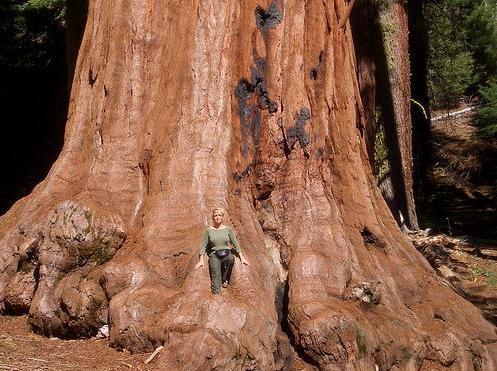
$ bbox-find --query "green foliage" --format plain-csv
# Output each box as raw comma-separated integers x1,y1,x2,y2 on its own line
373,115,390,183
23,0,65,10
0,0,66,71
469,263,497,286
424,0,497,108
477,82,497,138
466,0,497,79
424,0,475,108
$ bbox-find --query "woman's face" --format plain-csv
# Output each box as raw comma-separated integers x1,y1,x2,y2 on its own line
213,212,224,225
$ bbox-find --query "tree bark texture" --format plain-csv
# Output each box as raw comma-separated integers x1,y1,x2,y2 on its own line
352,0,419,231
375,1,419,231
0,1,495,370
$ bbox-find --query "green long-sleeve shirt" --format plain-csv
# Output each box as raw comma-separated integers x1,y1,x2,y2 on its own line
199,226,241,256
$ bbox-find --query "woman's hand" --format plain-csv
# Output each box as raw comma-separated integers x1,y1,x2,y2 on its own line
239,253,250,267
195,257,204,269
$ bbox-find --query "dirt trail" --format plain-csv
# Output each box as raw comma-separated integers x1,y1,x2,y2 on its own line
0,316,155,371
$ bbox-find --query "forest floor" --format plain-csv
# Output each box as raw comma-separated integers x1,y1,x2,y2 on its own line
1,109,496,370
414,108,497,325
419,108,497,240
0,315,156,371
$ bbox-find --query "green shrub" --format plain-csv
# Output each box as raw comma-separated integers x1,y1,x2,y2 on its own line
477,82,497,138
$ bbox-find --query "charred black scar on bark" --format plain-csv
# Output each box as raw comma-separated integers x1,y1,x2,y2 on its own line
232,164,252,182
255,1,283,32
361,227,378,244
309,50,325,80
361,227,387,251
282,108,311,157
234,58,277,157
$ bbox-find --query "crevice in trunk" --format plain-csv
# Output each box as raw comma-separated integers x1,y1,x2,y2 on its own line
276,279,320,369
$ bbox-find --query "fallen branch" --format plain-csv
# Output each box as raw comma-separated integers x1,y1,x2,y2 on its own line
144,345,164,364
26,357,49,363
431,106,479,122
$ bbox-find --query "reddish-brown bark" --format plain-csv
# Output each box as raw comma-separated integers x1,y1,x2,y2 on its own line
0,1,495,370
352,0,419,231
375,1,419,231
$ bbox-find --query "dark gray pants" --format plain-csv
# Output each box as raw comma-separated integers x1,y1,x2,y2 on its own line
209,252,235,294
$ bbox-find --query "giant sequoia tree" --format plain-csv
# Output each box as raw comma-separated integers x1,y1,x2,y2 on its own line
1,0,496,370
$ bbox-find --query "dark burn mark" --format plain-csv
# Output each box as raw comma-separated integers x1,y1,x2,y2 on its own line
361,227,378,244
310,51,325,81
285,108,311,156
251,58,278,113
234,79,256,156
88,67,97,87
255,1,283,32
234,79,255,127
233,165,252,181
234,58,278,157
139,149,152,193
252,109,262,145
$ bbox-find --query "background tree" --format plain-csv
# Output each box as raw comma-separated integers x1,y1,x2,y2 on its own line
1,0,496,369
424,0,497,137
351,0,419,231
0,0,69,213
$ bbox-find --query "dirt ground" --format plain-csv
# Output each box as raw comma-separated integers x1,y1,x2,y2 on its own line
0,315,157,371
414,108,497,324
419,110,497,239
410,232,497,324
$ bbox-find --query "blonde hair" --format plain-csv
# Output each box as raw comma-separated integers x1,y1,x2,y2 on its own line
212,208,225,217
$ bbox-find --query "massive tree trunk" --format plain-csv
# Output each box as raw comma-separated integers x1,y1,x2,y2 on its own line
0,0,495,370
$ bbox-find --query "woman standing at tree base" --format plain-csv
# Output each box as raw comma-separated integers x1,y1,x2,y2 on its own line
195,208,249,294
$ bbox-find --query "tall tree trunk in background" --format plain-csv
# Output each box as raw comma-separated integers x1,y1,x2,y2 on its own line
352,0,419,231
408,0,431,195
375,1,419,231
0,1,495,370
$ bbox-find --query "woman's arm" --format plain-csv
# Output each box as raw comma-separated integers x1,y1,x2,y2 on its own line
195,254,204,269
195,229,209,269
237,251,250,266
228,227,249,266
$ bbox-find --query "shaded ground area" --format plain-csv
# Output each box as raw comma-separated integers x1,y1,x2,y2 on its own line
419,110,497,239
0,307,313,371
414,109,497,325
0,316,156,371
